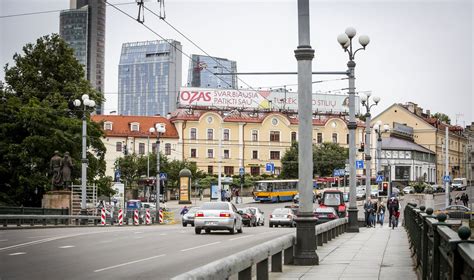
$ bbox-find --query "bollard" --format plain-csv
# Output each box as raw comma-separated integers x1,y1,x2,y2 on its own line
134,210,139,226
159,209,164,224
145,209,151,225
118,209,123,226
100,208,106,226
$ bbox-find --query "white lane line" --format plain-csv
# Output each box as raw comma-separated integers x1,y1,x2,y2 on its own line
59,245,75,249
159,233,167,236
181,241,221,252
9,252,26,256
230,234,254,241
0,239,8,242
94,254,166,273
134,232,143,234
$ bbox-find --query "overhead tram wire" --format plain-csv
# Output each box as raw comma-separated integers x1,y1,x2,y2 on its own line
143,5,256,91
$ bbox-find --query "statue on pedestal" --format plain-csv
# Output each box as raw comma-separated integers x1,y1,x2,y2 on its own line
61,151,74,190
50,151,63,190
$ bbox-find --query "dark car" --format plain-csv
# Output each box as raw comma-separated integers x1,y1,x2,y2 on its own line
320,190,346,218
238,208,257,227
314,207,338,224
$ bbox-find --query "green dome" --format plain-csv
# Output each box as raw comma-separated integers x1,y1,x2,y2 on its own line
179,168,192,177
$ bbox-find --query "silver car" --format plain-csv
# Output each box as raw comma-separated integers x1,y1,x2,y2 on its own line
194,202,243,234
182,207,200,227
269,208,296,227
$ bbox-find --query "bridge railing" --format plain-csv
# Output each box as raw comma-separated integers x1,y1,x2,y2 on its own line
404,203,474,280
172,218,347,280
0,214,101,227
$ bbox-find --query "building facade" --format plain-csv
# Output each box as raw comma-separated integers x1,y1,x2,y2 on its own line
118,40,182,117
372,102,468,185
60,0,106,114
91,115,181,179
187,55,237,89
464,122,474,184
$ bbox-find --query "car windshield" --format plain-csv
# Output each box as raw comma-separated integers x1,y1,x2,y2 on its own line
187,207,200,214
453,180,463,184
246,208,256,215
272,208,290,214
323,193,341,205
201,202,229,210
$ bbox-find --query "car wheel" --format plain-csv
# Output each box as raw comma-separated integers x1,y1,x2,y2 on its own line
261,220,265,226
237,224,243,234
191,223,194,227
205,229,211,234
229,222,236,234
269,224,273,228
182,222,187,227
253,220,257,227
195,228,201,234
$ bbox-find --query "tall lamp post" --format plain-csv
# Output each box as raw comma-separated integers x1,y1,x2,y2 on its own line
149,123,166,223
73,94,96,215
374,121,390,195
360,92,380,201
337,27,370,232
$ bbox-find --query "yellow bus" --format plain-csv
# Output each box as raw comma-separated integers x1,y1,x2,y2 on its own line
253,179,319,203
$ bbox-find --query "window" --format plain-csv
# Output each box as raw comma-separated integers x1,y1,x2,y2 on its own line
224,149,230,159
208,149,214,158
224,166,234,175
250,166,260,176
116,142,122,152
190,128,197,140
291,132,297,142
223,129,230,141
270,131,280,142
208,165,213,174
270,151,280,160
207,129,214,140
130,122,140,131
190,149,197,158
138,143,145,155
104,122,113,130
347,134,350,144
252,150,258,159
332,133,338,143
252,130,258,141
151,143,157,154
165,143,171,155
317,133,323,143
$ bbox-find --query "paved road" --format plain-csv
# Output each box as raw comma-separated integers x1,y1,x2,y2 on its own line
0,201,295,280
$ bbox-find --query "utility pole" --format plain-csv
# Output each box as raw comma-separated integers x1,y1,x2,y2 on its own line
445,127,450,208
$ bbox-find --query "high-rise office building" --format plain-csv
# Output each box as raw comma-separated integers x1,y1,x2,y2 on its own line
187,55,238,89
60,0,106,114
118,40,182,116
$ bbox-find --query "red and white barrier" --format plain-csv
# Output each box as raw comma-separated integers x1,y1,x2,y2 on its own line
159,209,163,224
145,209,151,225
101,208,106,226
133,209,139,226
118,209,123,226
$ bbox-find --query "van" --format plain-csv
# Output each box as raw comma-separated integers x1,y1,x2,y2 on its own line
452,178,467,191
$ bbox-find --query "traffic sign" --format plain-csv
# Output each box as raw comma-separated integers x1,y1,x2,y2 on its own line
333,169,345,177
355,160,364,169
443,175,451,183
239,167,245,176
266,163,275,173
376,175,384,183
159,173,167,180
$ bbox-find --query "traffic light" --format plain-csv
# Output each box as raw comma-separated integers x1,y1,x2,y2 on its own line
123,144,128,155
358,142,365,152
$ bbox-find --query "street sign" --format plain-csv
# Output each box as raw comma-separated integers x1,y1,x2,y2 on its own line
333,169,345,177
355,160,364,169
114,170,121,182
159,173,167,180
443,175,451,183
239,167,245,176
265,162,274,173
376,175,384,183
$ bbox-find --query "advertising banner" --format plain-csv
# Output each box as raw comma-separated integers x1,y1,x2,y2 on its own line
178,87,360,114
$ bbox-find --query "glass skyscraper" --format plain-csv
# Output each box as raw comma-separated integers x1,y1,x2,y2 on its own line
187,55,238,89
118,40,182,116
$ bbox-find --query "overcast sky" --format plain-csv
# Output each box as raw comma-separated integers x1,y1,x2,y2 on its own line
1,0,473,125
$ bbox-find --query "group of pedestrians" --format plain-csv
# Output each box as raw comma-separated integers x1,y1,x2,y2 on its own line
220,188,241,203
364,195,400,229
455,193,469,207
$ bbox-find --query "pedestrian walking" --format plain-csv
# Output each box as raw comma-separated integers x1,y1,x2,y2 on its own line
235,189,240,204
377,201,386,226
364,200,374,227
387,195,399,227
461,193,469,207
180,206,189,216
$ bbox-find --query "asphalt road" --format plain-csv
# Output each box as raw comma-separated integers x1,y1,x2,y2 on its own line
0,201,295,280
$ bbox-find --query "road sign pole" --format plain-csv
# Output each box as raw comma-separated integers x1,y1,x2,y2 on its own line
445,127,449,208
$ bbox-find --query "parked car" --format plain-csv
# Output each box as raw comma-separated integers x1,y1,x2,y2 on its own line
182,207,200,227
403,186,415,194
246,207,265,226
435,205,471,219
320,190,346,218
269,208,296,227
431,184,444,193
314,207,338,224
238,208,257,227
194,202,243,234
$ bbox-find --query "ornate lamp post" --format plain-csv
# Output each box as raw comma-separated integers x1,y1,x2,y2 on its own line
336,27,370,232
360,92,380,201
149,123,166,223
73,94,96,215
374,121,390,195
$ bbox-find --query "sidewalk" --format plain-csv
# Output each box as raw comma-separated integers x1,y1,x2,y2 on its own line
270,225,417,280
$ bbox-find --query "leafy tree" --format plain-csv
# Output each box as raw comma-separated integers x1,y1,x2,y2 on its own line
313,142,348,177
280,142,298,179
433,112,451,124
0,34,105,206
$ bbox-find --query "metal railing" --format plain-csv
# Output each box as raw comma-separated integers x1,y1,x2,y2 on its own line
0,206,69,215
172,218,348,280
0,215,101,227
404,203,474,280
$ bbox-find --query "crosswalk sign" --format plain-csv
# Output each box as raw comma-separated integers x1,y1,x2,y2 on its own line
160,173,167,180
443,175,451,183
376,175,384,183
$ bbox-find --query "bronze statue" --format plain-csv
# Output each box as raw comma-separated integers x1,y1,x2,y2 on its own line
50,151,63,190
61,151,74,189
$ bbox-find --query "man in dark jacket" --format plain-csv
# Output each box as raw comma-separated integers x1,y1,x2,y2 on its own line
387,196,399,226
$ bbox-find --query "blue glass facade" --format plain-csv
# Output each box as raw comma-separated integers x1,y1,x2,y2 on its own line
187,55,237,89
118,40,182,116
60,7,88,76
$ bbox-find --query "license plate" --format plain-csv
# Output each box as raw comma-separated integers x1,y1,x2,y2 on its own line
205,221,217,225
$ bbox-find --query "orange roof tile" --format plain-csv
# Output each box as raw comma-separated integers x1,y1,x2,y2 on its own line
91,115,179,138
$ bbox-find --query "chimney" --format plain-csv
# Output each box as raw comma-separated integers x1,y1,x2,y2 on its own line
426,109,431,117
415,107,422,117
405,102,416,113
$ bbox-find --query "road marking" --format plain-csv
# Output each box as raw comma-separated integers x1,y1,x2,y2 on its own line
0,239,8,242
230,234,254,241
159,233,167,236
181,241,221,252
9,252,26,256
94,254,166,273
59,245,75,249
134,232,143,234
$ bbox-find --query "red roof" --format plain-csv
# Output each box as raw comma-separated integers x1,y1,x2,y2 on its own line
91,115,179,138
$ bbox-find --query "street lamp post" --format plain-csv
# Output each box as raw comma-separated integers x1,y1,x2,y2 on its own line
150,123,166,223
360,92,380,202
337,27,370,232
374,121,390,195
73,94,96,215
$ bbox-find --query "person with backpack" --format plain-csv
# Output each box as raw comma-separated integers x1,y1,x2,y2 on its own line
387,195,399,227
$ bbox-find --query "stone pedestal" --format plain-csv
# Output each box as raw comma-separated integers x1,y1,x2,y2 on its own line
294,212,319,265
42,191,71,210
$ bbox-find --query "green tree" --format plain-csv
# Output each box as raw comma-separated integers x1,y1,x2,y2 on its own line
280,142,299,179
313,142,348,177
0,34,105,206
433,112,451,124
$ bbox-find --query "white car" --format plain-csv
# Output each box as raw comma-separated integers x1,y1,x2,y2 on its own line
403,186,415,194
246,207,265,226
194,202,243,234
